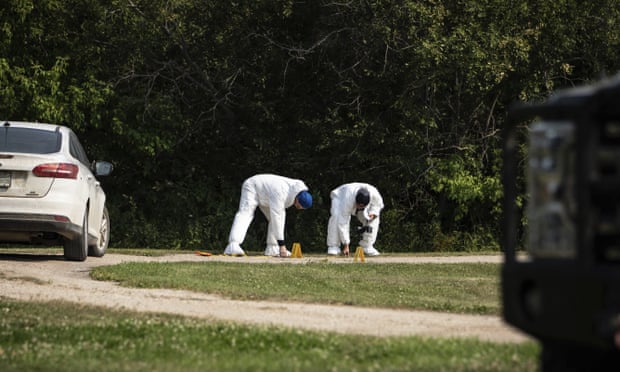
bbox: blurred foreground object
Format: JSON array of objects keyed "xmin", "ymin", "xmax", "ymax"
[{"xmin": 502, "ymin": 74, "xmax": 620, "ymax": 370}]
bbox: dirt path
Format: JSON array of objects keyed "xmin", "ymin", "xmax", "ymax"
[{"xmin": 0, "ymin": 252, "xmax": 532, "ymax": 344}]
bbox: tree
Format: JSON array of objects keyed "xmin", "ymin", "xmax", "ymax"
[{"xmin": 0, "ymin": 0, "xmax": 618, "ymax": 251}]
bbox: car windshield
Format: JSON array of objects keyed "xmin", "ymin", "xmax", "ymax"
[{"xmin": 0, "ymin": 127, "xmax": 61, "ymax": 154}]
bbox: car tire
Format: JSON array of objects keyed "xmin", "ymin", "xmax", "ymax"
[
  {"xmin": 88, "ymin": 206, "xmax": 109, "ymax": 257},
  {"xmin": 64, "ymin": 208, "xmax": 88, "ymax": 261}
]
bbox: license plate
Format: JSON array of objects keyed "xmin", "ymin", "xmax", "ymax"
[{"xmin": 0, "ymin": 171, "xmax": 11, "ymax": 188}]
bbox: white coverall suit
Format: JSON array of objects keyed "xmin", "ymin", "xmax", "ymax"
[
  {"xmin": 327, "ymin": 183, "xmax": 384, "ymax": 256},
  {"xmin": 225, "ymin": 174, "xmax": 309, "ymax": 256}
]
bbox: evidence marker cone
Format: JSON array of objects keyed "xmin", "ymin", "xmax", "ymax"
[
  {"xmin": 354, "ymin": 246, "xmax": 365, "ymax": 263},
  {"xmin": 291, "ymin": 242, "xmax": 303, "ymax": 258}
]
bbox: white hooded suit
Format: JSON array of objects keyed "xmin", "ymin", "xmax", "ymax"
[
  {"xmin": 226, "ymin": 174, "xmax": 309, "ymax": 255},
  {"xmin": 327, "ymin": 183, "xmax": 384, "ymax": 255}
]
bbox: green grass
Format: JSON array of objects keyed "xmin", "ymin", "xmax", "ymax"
[
  {"xmin": 0, "ymin": 249, "xmax": 538, "ymax": 370},
  {"xmin": 92, "ymin": 261, "xmax": 501, "ymax": 315},
  {"xmin": 0, "ymin": 299, "xmax": 539, "ymax": 372}
]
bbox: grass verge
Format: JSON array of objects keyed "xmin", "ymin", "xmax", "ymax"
[
  {"xmin": 0, "ymin": 299, "xmax": 538, "ymax": 372},
  {"xmin": 92, "ymin": 261, "xmax": 501, "ymax": 315}
]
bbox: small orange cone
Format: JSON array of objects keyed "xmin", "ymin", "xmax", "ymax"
[
  {"xmin": 354, "ymin": 246, "xmax": 365, "ymax": 263},
  {"xmin": 291, "ymin": 242, "xmax": 303, "ymax": 258}
]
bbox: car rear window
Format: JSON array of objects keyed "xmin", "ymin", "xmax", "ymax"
[{"xmin": 0, "ymin": 127, "xmax": 61, "ymax": 154}]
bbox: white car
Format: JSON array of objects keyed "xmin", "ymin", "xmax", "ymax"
[{"xmin": 0, "ymin": 121, "xmax": 113, "ymax": 261}]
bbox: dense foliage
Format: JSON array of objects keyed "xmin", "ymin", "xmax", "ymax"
[{"xmin": 1, "ymin": 0, "xmax": 619, "ymax": 251}]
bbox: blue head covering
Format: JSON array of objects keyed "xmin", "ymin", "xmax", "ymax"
[
  {"xmin": 297, "ymin": 190, "xmax": 313, "ymax": 209},
  {"xmin": 355, "ymin": 188, "xmax": 370, "ymax": 206}
]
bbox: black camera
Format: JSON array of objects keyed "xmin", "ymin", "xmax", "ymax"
[
  {"xmin": 501, "ymin": 75, "xmax": 620, "ymax": 369},
  {"xmin": 357, "ymin": 226, "xmax": 372, "ymax": 234}
]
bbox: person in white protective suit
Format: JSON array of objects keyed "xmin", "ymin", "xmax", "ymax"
[
  {"xmin": 326, "ymin": 183, "xmax": 384, "ymax": 257},
  {"xmin": 224, "ymin": 174, "xmax": 313, "ymax": 257}
]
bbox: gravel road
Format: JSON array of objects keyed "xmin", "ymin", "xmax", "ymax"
[{"xmin": 0, "ymin": 251, "xmax": 532, "ymax": 344}]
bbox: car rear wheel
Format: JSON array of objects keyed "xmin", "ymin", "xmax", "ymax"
[
  {"xmin": 64, "ymin": 208, "xmax": 88, "ymax": 261},
  {"xmin": 88, "ymin": 206, "xmax": 109, "ymax": 257}
]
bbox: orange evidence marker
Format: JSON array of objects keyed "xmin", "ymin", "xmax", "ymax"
[
  {"xmin": 291, "ymin": 242, "xmax": 303, "ymax": 258},
  {"xmin": 354, "ymin": 246, "xmax": 365, "ymax": 263},
  {"xmin": 195, "ymin": 251, "xmax": 213, "ymax": 257}
]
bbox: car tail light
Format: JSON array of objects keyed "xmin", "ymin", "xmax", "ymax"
[{"xmin": 32, "ymin": 163, "xmax": 79, "ymax": 179}]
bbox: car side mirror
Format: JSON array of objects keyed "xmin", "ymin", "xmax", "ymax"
[{"xmin": 93, "ymin": 161, "xmax": 113, "ymax": 176}]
